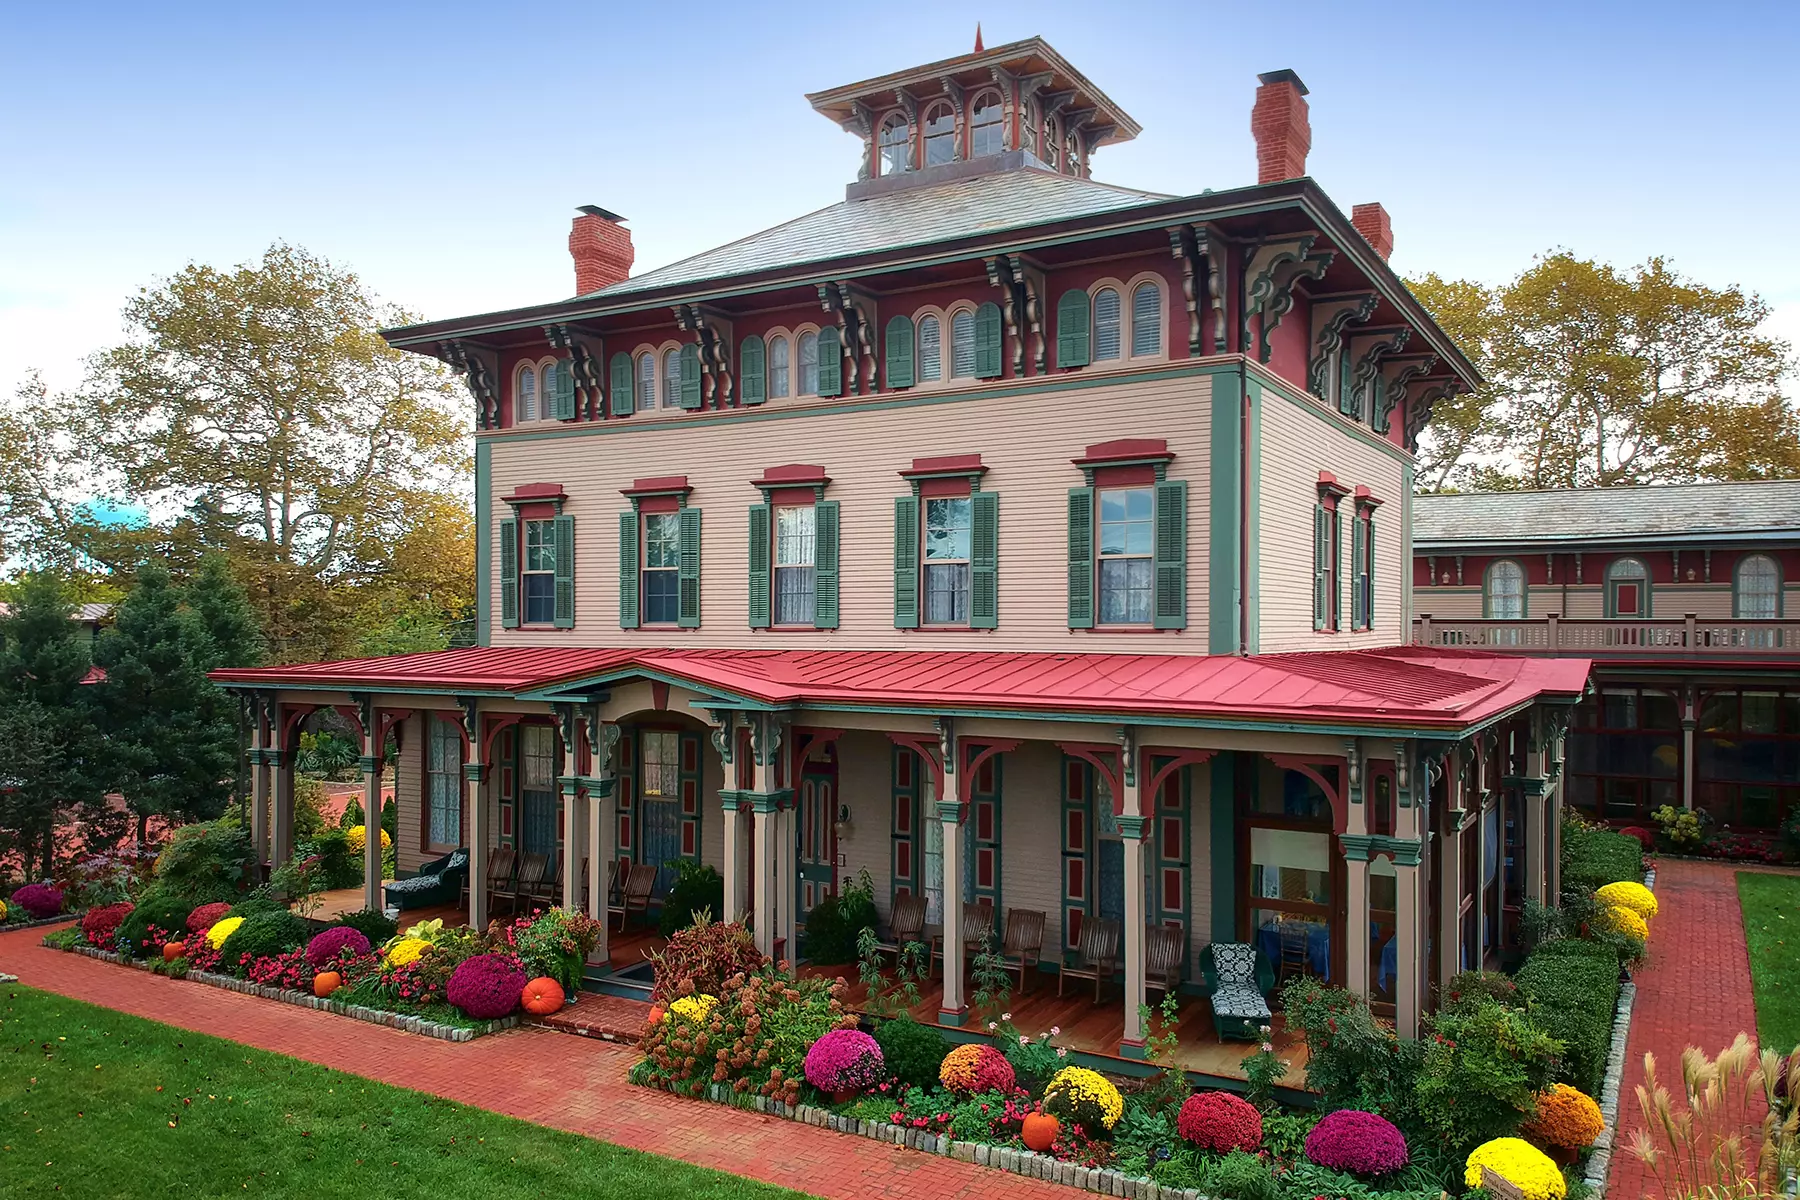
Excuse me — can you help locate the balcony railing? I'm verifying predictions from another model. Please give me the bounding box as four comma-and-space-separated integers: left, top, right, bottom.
1412, 614, 1800, 657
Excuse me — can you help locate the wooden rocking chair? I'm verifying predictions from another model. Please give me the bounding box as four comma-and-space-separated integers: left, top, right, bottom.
609, 863, 656, 932
500, 852, 550, 914
997, 908, 1046, 993
874, 893, 928, 963
1145, 924, 1186, 1000
465, 846, 516, 919
1057, 916, 1122, 1002
931, 900, 994, 978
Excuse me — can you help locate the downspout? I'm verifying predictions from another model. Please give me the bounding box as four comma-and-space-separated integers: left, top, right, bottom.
1240, 378, 1253, 656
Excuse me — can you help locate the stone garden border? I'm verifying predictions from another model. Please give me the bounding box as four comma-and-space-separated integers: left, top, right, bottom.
4, 911, 86, 935
56, 942, 519, 1042
1579, 866, 1654, 1198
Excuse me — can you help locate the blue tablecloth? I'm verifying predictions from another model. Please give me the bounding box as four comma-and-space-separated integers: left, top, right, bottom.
1257, 922, 1329, 976
1378, 935, 1397, 994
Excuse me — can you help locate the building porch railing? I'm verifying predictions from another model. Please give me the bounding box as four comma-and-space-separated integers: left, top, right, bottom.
1413, 614, 1800, 656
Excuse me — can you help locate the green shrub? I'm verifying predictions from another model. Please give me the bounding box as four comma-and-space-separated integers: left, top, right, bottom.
334, 908, 399, 945
1280, 977, 1404, 1111
218, 909, 310, 971
873, 1014, 947, 1089
1515, 940, 1621, 1095
1414, 995, 1562, 1157
1562, 821, 1644, 892
298, 827, 360, 890
115, 888, 193, 955
226, 890, 288, 920
1207, 1149, 1279, 1200
1441, 969, 1521, 1013
657, 861, 725, 936
800, 871, 879, 965
151, 821, 254, 906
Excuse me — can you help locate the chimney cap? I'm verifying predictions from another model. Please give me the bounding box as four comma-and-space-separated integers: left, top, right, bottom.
1256, 69, 1309, 95
576, 204, 627, 222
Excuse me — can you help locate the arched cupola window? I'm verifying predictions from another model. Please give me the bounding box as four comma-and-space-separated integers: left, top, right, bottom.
879, 114, 912, 176
923, 103, 955, 166
970, 92, 1004, 157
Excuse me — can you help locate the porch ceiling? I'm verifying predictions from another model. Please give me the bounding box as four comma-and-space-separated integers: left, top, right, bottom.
213, 644, 1590, 735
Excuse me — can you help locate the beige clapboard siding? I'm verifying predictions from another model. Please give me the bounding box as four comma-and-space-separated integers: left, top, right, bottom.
394, 712, 426, 875
487, 373, 1213, 652
835, 730, 895, 914
1256, 392, 1409, 654
1414, 583, 1762, 623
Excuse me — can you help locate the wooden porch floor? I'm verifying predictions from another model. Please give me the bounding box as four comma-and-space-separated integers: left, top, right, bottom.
800, 963, 1311, 1087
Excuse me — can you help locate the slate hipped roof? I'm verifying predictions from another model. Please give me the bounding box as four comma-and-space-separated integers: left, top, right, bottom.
1414, 480, 1800, 549
581, 169, 1171, 300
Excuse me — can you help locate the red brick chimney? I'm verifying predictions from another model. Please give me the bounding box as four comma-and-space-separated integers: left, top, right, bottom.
1250, 70, 1311, 184
1351, 203, 1393, 260
569, 205, 634, 294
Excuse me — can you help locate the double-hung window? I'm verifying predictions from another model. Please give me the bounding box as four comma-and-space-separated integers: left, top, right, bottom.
427, 714, 462, 848
642, 512, 681, 624
637, 352, 656, 413
1313, 501, 1341, 631
1097, 487, 1154, 625
1351, 506, 1375, 630
523, 519, 557, 625
517, 365, 538, 422
918, 316, 942, 382
798, 332, 819, 395
950, 310, 976, 378
1093, 288, 1122, 361
923, 497, 971, 624
768, 336, 790, 398
774, 505, 816, 625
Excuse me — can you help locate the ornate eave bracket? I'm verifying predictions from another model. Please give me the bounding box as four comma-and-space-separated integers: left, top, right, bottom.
1242, 235, 1329, 364
818, 282, 878, 395
438, 339, 501, 431
1341, 326, 1412, 423
1375, 354, 1437, 436
1403, 377, 1467, 453
1306, 292, 1379, 398
674, 303, 735, 408
984, 253, 1045, 376
1167, 224, 1225, 356
543, 322, 606, 421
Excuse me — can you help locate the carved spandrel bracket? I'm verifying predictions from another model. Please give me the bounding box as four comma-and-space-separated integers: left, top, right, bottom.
984, 254, 1037, 377
675, 304, 736, 408
1306, 292, 1380, 398
1257, 251, 1333, 364
819, 282, 878, 395
544, 322, 607, 421
438, 339, 500, 430
1167, 225, 1203, 355
1376, 354, 1437, 436
1403, 377, 1466, 453
1241, 235, 1317, 360
1340, 326, 1412, 422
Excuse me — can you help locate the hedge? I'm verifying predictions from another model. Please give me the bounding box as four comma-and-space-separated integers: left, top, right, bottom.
1563, 825, 1645, 892
1515, 938, 1621, 1095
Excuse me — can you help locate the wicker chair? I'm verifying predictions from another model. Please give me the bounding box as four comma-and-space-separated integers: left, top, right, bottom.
1057, 916, 1122, 1002
1203, 942, 1276, 1041
997, 908, 1046, 992
465, 846, 517, 917
1144, 924, 1186, 1000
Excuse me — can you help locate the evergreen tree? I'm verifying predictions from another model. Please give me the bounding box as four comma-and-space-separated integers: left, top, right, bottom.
186, 553, 265, 669
0, 572, 106, 878
92, 563, 236, 842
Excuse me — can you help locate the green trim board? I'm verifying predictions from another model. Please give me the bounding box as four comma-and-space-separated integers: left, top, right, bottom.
1208, 366, 1244, 654
1244, 378, 1262, 654
475, 440, 491, 646
1209, 754, 1236, 945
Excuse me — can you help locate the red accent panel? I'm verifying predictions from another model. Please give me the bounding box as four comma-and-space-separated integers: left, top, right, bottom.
1162, 869, 1181, 913
1162, 817, 1180, 847
682, 822, 696, 855
682, 780, 697, 814
514, 501, 559, 521
637, 495, 681, 515
622, 475, 691, 497
769, 487, 818, 506
976, 801, 994, 841
902, 453, 985, 477
1093, 464, 1157, 488
1067, 859, 1085, 900
1066, 811, 1084, 851
1353, 484, 1385, 508
652, 681, 669, 710
1073, 438, 1172, 467
501, 806, 513, 837
896, 843, 911, 881
500, 482, 567, 504
918, 476, 973, 498
897, 752, 913, 788
977, 848, 994, 889
896, 798, 911, 834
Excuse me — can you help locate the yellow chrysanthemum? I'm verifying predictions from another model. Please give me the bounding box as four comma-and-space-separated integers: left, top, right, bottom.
1524, 1083, 1605, 1150
1595, 881, 1658, 920
667, 994, 717, 1024
205, 916, 245, 948
1465, 1137, 1566, 1200
0, 899, 7, 921
1600, 904, 1649, 941
345, 824, 392, 856
1044, 1065, 1124, 1130
385, 937, 431, 967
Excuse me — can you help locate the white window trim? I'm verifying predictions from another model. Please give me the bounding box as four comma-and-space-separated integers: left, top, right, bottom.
792, 322, 824, 398
760, 325, 795, 401
944, 301, 980, 381
1086, 274, 1171, 369
968, 88, 1006, 159
907, 305, 951, 390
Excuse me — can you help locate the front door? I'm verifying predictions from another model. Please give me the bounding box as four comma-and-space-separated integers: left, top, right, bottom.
639, 729, 683, 894
797, 753, 838, 923
519, 724, 558, 857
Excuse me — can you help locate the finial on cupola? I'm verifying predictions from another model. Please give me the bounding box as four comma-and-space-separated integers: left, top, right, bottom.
973, 23, 984, 53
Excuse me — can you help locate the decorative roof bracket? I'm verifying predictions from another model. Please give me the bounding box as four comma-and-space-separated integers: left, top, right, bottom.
675, 304, 736, 408
1306, 292, 1379, 398
818, 282, 878, 395
543, 322, 606, 421
1376, 354, 1437, 436
437, 338, 500, 430
1242, 236, 1330, 364
984, 253, 1032, 377
1403, 376, 1465, 453
1343, 326, 1412, 422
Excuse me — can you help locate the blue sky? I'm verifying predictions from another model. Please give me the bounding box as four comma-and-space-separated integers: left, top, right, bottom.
4, 0, 1797, 398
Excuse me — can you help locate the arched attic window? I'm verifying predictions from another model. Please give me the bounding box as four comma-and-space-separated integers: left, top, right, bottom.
768, 335, 790, 399
970, 92, 1004, 157
1093, 288, 1122, 361
923, 103, 955, 166
1485, 560, 1527, 619
516, 364, 537, 422
879, 114, 912, 176
1735, 553, 1781, 619
1130, 282, 1162, 357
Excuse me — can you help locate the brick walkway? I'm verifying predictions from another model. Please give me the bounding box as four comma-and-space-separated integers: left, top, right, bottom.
0, 925, 1060, 1200
1607, 858, 1768, 1200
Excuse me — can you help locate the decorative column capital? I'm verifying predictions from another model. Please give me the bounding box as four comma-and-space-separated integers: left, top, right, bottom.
934, 799, 963, 826
1339, 833, 1376, 862
1115, 814, 1149, 841
357, 754, 380, 776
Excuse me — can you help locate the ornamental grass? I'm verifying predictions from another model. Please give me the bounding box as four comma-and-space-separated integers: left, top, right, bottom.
1176, 1091, 1263, 1154
1523, 1083, 1605, 1150
1042, 1066, 1123, 1133
939, 1043, 1015, 1096
1630, 1033, 1800, 1200
1464, 1137, 1566, 1200
1594, 880, 1659, 920
1302, 1108, 1408, 1175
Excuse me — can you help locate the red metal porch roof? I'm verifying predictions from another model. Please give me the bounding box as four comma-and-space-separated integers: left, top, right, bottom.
213, 645, 1590, 733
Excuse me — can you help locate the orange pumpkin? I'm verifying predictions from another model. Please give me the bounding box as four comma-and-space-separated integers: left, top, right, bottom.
521, 977, 566, 1015
313, 971, 342, 998
163, 941, 186, 962
647, 1005, 665, 1026
1021, 1111, 1060, 1153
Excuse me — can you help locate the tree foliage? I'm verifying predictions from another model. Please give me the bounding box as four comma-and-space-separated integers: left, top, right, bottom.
1410, 253, 1797, 491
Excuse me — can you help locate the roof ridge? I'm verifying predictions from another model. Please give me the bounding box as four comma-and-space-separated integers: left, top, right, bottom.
1419, 477, 1800, 502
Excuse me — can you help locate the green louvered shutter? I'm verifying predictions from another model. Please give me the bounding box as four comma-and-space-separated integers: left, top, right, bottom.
618, 511, 640, 629
677, 507, 702, 628
1312, 504, 1329, 631
884, 315, 914, 389
970, 490, 999, 629
892, 495, 919, 629
553, 514, 575, 627
817, 325, 842, 397
499, 517, 519, 629
1066, 487, 1094, 629
1364, 514, 1376, 631
551, 357, 577, 420
679, 343, 702, 409
609, 352, 634, 417
1152, 480, 1187, 630
747, 503, 771, 629
973, 301, 1002, 379
814, 500, 840, 629
1351, 513, 1366, 629
740, 336, 766, 406
1056, 289, 1091, 368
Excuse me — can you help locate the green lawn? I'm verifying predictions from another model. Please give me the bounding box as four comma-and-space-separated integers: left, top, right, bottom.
1737, 871, 1800, 1055
0, 985, 809, 1199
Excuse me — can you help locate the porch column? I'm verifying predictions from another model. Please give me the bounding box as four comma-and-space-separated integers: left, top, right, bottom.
751, 799, 776, 958
1681, 687, 1697, 811
360, 737, 384, 914
1343, 741, 1371, 1000
775, 800, 797, 960
1119, 818, 1149, 1048
248, 697, 269, 874
463, 702, 487, 931
561, 778, 584, 910
937, 785, 966, 1023
1392, 741, 1424, 1038
272, 744, 295, 872
1439, 746, 1468, 993
721, 796, 746, 923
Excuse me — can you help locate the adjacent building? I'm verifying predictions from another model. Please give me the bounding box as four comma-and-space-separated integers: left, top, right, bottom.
215, 38, 1588, 1058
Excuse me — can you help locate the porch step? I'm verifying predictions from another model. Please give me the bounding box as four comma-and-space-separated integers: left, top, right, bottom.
533, 992, 653, 1043
583, 961, 654, 1002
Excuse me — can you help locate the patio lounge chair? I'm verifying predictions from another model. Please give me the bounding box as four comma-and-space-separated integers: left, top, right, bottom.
997, 908, 1046, 992
1145, 923, 1186, 1000
1203, 942, 1275, 1041
931, 900, 994, 978
383, 847, 469, 912
874, 893, 928, 963
463, 846, 516, 918
1057, 915, 1122, 1002
609, 863, 656, 932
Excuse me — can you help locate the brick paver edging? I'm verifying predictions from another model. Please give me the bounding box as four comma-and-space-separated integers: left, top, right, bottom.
56, 942, 519, 1042
3, 911, 87, 934
667, 1081, 1202, 1199
1579, 867, 1654, 1197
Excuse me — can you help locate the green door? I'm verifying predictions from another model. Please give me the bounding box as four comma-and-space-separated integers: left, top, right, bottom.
796, 752, 838, 927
